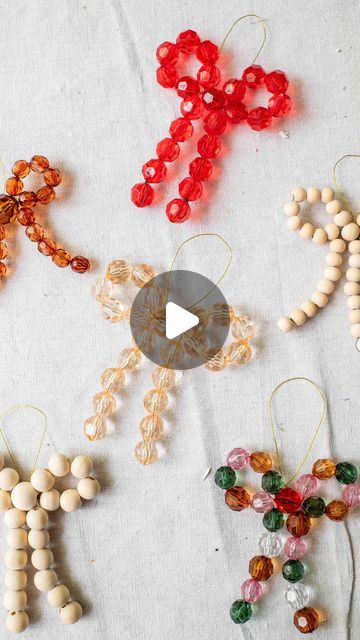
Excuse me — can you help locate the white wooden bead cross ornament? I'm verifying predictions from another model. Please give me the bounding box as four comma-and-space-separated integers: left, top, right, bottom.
278, 184, 360, 343
0, 452, 100, 634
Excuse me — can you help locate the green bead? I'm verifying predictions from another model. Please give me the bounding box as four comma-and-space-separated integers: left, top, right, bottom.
214, 466, 236, 490
302, 496, 326, 518
282, 560, 305, 583
230, 600, 253, 624
261, 470, 285, 494
335, 462, 358, 485
263, 508, 285, 532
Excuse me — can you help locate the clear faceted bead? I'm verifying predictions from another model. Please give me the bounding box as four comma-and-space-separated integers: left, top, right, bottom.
258, 532, 283, 557
139, 414, 164, 441
240, 578, 263, 603
231, 315, 255, 340
106, 260, 131, 283
284, 583, 310, 610
143, 388, 168, 414
102, 298, 125, 322
83, 415, 107, 441
134, 440, 158, 465
92, 277, 113, 301
151, 367, 177, 389
93, 391, 116, 416
100, 368, 125, 393
118, 347, 142, 371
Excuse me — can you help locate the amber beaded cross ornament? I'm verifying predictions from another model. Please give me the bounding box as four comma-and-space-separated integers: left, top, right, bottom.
215, 378, 359, 634
84, 235, 256, 464
0, 155, 90, 279
131, 16, 293, 223
0, 407, 100, 634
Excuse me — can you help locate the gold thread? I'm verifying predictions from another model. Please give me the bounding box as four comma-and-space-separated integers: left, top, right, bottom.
220, 14, 267, 64
0, 404, 48, 477
269, 377, 327, 485
332, 153, 360, 215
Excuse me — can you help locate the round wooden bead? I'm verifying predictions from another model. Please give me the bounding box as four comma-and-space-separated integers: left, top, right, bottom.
284, 202, 300, 216
324, 267, 341, 282
311, 291, 328, 307
351, 324, 360, 337
287, 216, 301, 231
34, 569, 58, 592
325, 252, 342, 267
347, 295, 360, 309
307, 187, 321, 203
321, 187, 335, 203
291, 187, 307, 202
325, 223, 340, 240
70, 456, 93, 479
299, 223, 314, 239
5, 570, 27, 591
317, 279, 335, 295
5, 549, 27, 570
326, 199, 342, 215
349, 254, 360, 268
334, 211, 352, 227
289, 309, 307, 327
77, 477, 100, 500
31, 548, 54, 571
6, 611, 29, 633
11, 482, 38, 511
26, 507, 48, 530
31, 468, 55, 493
48, 453, 70, 478
349, 240, 360, 254
7, 528, 28, 550
347, 268, 360, 282
4, 589, 27, 611
312, 228, 327, 245
4, 509, 26, 529
59, 601, 83, 625
277, 316, 294, 332
28, 529, 50, 550
60, 489, 82, 512
47, 584, 70, 608
330, 239, 346, 253
39, 489, 60, 511
300, 301, 318, 317
342, 222, 360, 241
0, 490, 12, 511
344, 282, 360, 295
0, 468, 19, 491
349, 309, 360, 324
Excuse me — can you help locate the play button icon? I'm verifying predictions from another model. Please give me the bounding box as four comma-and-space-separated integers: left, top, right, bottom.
130, 269, 230, 370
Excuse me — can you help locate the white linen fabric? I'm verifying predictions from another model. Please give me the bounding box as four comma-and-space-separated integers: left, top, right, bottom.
0, 0, 359, 638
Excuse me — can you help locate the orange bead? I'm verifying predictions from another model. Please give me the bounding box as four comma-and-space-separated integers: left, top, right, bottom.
70, 256, 90, 274
25, 224, 44, 242
294, 607, 319, 633
38, 238, 56, 256
249, 555, 274, 581
312, 458, 336, 480
18, 191, 37, 207
325, 500, 349, 521
225, 486, 251, 511
52, 249, 71, 268
44, 168, 62, 187
12, 160, 30, 179
37, 186, 55, 204
17, 207, 35, 226
30, 155, 49, 173
286, 511, 311, 537
134, 440, 158, 465
0, 242, 8, 260
139, 414, 164, 441
0, 195, 18, 225
6, 177, 23, 196
0, 262, 7, 277
250, 451, 273, 473
0, 226, 4, 241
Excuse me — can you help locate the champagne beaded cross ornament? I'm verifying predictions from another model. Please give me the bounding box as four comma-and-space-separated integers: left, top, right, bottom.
131, 16, 292, 223
0, 155, 90, 280
215, 378, 359, 634
0, 406, 100, 634
84, 235, 256, 464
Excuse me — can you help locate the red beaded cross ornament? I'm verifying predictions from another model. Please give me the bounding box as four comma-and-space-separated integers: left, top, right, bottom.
0, 155, 90, 279
131, 18, 292, 223
215, 379, 359, 634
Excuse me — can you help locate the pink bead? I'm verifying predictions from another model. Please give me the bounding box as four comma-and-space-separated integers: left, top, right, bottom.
226, 448, 250, 471
284, 536, 307, 560
250, 491, 274, 513
342, 483, 360, 507
295, 474, 319, 500
241, 579, 263, 603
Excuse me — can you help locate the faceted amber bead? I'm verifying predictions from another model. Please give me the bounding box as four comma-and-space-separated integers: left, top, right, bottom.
131, 263, 155, 287
140, 414, 164, 441
250, 452, 273, 473
6, 177, 23, 196
38, 238, 56, 256
225, 486, 250, 511
197, 134, 221, 158
203, 347, 229, 372
169, 118, 194, 142
84, 415, 107, 441
144, 388, 168, 414
118, 347, 141, 371
93, 391, 116, 416
189, 157, 213, 181
100, 368, 125, 393
286, 511, 311, 537
312, 458, 336, 480
44, 168, 62, 187
37, 186, 55, 204
166, 198, 191, 223
249, 555, 274, 581
12, 160, 30, 179
156, 138, 180, 162
134, 440, 158, 465
0, 262, 7, 277
25, 224, 44, 242
294, 607, 319, 634
53, 249, 71, 268
106, 260, 130, 284
18, 191, 37, 207
30, 155, 49, 172
0, 243, 7, 260
71, 256, 90, 273
156, 65, 178, 89
131, 182, 154, 207
151, 367, 176, 389
17, 207, 35, 226
0, 226, 4, 241
0, 195, 18, 224
227, 342, 252, 365
325, 499, 349, 521
178, 177, 203, 201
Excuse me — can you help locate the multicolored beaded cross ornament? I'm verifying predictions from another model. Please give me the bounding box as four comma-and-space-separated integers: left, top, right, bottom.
131, 17, 292, 223
0, 155, 90, 280
215, 378, 359, 634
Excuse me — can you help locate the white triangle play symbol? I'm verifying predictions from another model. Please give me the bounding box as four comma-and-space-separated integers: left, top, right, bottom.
165, 302, 199, 340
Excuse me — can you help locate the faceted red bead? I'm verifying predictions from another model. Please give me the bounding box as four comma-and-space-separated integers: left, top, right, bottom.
197, 64, 221, 89
176, 76, 200, 97
265, 70, 289, 94
247, 107, 272, 131
178, 177, 203, 201
197, 40, 219, 64
189, 157, 213, 181
176, 30, 200, 54
202, 88, 225, 111
242, 65, 265, 88
197, 134, 221, 158
156, 138, 180, 162
269, 93, 292, 117
166, 198, 191, 223
156, 65, 178, 88
275, 488, 303, 514
169, 118, 194, 142
180, 95, 204, 120
203, 110, 228, 135
156, 42, 179, 66
142, 159, 167, 183
131, 182, 154, 207
226, 101, 248, 124
223, 78, 246, 102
